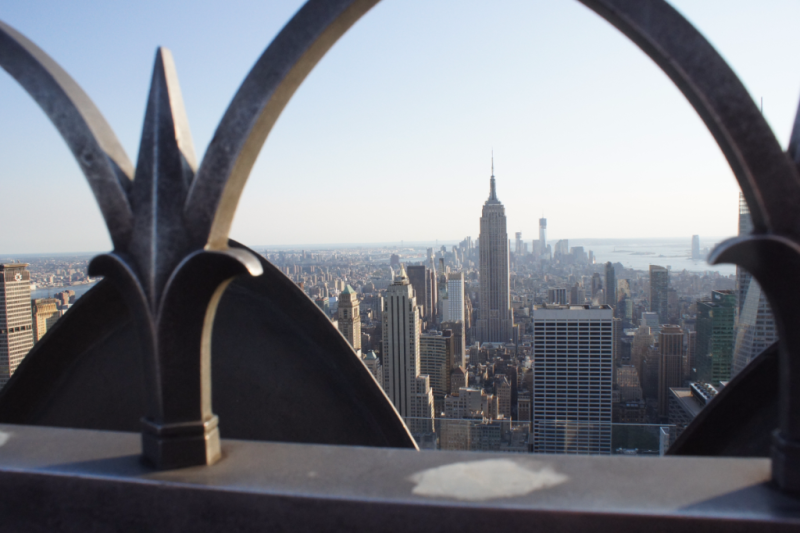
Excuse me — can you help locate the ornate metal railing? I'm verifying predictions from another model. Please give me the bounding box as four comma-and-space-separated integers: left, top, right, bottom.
0, 0, 799, 527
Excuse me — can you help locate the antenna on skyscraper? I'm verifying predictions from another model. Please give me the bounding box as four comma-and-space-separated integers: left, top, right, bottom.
760, 97, 763, 114
491, 149, 494, 177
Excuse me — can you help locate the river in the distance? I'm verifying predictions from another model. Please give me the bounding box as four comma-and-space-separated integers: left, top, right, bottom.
31, 281, 100, 301
570, 238, 736, 276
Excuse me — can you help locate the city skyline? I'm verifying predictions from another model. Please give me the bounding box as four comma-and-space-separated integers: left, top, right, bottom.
2, 1, 800, 252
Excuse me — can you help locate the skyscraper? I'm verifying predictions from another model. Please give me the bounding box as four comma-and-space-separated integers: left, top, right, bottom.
337, 284, 361, 351
0, 263, 34, 388
32, 298, 60, 343
649, 265, 669, 324
691, 235, 701, 260
419, 330, 453, 400
658, 325, 685, 419
476, 161, 513, 343
616, 279, 632, 321
539, 217, 547, 257
732, 193, 777, 377
514, 232, 523, 256
547, 288, 568, 305
442, 272, 464, 323
406, 265, 431, 322
695, 290, 736, 386
441, 320, 465, 368
382, 267, 434, 427
531, 304, 614, 454
604, 262, 616, 310
361, 350, 382, 384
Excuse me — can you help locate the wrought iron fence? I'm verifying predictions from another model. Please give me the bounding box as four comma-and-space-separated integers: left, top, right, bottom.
0, 2, 799, 529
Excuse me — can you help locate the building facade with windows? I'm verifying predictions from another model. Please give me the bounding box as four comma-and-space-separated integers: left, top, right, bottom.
649, 265, 669, 324
337, 284, 361, 351
732, 193, 778, 378
442, 272, 464, 323
476, 168, 513, 344
531, 304, 614, 454
31, 297, 60, 343
0, 263, 34, 388
695, 290, 736, 385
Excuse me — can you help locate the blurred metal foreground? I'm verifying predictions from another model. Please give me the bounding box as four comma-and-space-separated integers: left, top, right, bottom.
0, 424, 797, 532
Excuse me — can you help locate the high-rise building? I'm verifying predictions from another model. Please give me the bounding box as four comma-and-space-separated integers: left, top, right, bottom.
476, 163, 513, 343
649, 265, 669, 324
0, 263, 34, 388
337, 285, 361, 352
615, 365, 646, 424
547, 288, 568, 305
531, 304, 614, 455
569, 283, 585, 305
514, 232, 523, 256
616, 279, 632, 321
450, 367, 468, 394
31, 297, 60, 343
517, 391, 532, 425
496, 375, 512, 419
441, 320, 465, 368
419, 330, 454, 400
554, 239, 569, 259
640, 311, 661, 337
691, 235, 701, 260
408, 374, 436, 436
695, 290, 736, 386
443, 272, 464, 323
632, 324, 654, 379
732, 193, 777, 377
361, 350, 382, 384
427, 262, 437, 324
658, 325, 685, 419
538, 218, 547, 258
382, 267, 434, 430
604, 262, 616, 310
406, 265, 430, 322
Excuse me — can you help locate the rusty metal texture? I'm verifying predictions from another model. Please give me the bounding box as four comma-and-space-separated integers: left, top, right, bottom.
2, 0, 800, 489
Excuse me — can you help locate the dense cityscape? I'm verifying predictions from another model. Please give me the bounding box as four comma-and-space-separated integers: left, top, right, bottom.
0, 170, 774, 456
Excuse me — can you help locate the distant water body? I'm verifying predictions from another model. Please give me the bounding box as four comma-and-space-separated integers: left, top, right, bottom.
570, 238, 735, 276
259, 238, 737, 276
31, 281, 100, 301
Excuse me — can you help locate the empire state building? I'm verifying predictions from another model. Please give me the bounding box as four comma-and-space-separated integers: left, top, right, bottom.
476, 163, 513, 343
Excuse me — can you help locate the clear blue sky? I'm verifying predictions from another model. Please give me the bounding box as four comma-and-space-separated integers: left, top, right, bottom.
1, 1, 799, 253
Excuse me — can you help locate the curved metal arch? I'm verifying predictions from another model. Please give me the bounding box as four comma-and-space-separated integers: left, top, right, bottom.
185, 0, 800, 251
180, 0, 800, 486
1, 0, 799, 482
184, 0, 380, 249
0, 21, 135, 249
580, 1, 800, 236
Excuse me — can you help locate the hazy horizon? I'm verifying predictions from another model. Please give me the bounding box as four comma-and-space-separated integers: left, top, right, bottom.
2, 1, 797, 253
0, 235, 734, 258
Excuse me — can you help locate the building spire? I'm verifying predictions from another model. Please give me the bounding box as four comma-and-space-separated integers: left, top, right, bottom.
489, 150, 498, 202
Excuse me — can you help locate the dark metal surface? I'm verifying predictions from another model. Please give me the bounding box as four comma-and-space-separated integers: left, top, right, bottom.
0, 21, 134, 249
184, 0, 380, 249
0, 241, 416, 449
669, 343, 779, 457
0, 424, 798, 532
577, 0, 800, 490
1, 0, 800, 491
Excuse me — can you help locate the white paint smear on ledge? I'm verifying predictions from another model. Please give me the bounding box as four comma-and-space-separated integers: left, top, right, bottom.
410, 458, 568, 501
